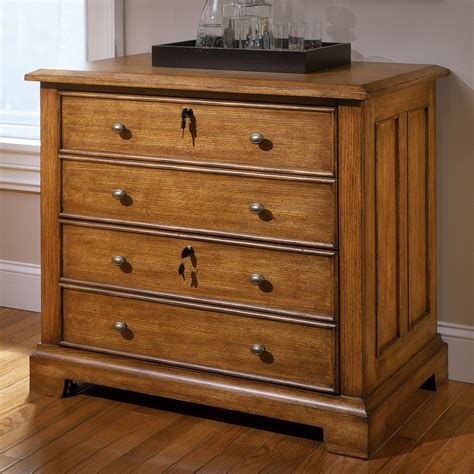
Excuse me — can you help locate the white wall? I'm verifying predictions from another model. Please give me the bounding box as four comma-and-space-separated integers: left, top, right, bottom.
0, 190, 40, 312
124, 0, 473, 381
0, 140, 41, 312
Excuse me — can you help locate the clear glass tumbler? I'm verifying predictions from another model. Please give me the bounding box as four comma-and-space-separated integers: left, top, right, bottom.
271, 21, 289, 50
304, 21, 322, 49
289, 22, 304, 51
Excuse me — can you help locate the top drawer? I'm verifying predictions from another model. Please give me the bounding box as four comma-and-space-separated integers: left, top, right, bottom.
61, 94, 336, 176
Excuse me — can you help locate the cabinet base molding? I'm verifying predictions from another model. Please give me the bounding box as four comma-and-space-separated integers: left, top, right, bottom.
30, 337, 447, 459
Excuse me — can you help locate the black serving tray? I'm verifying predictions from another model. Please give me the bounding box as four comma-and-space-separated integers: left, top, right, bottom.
152, 40, 351, 74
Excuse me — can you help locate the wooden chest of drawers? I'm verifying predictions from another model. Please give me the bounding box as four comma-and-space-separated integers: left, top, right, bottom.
26, 57, 449, 458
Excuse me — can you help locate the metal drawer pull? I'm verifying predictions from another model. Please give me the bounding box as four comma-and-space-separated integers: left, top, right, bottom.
112, 189, 126, 200
112, 321, 128, 332
249, 202, 265, 214
249, 132, 265, 144
111, 123, 125, 134
249, 273, 265, 285
112, 256, 126, 267
250, 343, 266, 356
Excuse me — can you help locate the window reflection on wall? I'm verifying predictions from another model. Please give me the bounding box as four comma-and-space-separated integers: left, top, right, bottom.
0, 0, 86, 140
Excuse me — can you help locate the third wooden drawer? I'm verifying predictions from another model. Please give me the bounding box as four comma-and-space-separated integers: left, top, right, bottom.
62, 223, 338, 321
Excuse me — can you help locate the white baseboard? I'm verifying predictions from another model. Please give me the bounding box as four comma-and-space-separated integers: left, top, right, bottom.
0, 260, 41, 312
0, 261, 472, 383
438, 321, 474, 384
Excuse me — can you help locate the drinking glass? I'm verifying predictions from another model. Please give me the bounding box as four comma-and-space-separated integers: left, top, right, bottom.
304, 21, 322, 49
271, 21, 289, 50
288, 22, 304, 51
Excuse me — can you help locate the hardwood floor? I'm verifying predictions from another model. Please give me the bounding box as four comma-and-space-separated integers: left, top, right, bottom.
0, 307, 472, 473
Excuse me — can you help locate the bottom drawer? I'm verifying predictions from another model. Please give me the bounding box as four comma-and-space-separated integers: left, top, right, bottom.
62, 289, 337, 392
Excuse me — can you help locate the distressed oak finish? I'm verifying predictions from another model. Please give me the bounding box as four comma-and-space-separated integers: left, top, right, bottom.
62, 93, 336, 176
26, 57, 449, 459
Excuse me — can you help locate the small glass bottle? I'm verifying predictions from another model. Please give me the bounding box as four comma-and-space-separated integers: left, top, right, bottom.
196, 0, 224, 48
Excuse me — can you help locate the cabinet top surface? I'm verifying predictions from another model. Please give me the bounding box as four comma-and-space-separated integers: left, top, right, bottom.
25, 53, 449, 100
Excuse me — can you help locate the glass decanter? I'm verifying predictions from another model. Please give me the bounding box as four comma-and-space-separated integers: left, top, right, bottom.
196, 0, 224, 48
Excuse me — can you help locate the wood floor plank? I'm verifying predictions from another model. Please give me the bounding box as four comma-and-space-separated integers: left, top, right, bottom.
234, 426, 274, 446
0, 355, 32, 392
67, 410, 179, 473
296, 449, 366, 473
29, 407, 175, 473
203, 422, 249, 449
2, 401, 123, 473
0, 378, 38, 416
196, 442, 261, 473
422, 412, 474, 474
370, 379, 467, 473
127, 417, 232, 473
0, 314, 40, 350
385, 385, 473, 473
0, 395, 85, 454
0, 455, 18, 468
1, 397, 115, 468
396, 380, 466, 440
228, 431, 317, 473
98, 415, 198, 473
162, 445, 223, 473
0, 308, 38, 329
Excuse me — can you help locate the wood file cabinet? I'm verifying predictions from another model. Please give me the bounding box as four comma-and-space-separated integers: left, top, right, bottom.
26, 57, 449, 458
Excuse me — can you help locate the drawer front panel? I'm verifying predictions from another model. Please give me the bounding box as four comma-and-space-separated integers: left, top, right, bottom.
62, 224, 337, 320
62, 289, 337, 391
61, 95, 336, 175
61, 160, 337, 247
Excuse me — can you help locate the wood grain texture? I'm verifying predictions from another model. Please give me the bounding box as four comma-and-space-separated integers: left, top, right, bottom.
39, 84, 62, 344
61, 94, 336, 176
61, 158, 337, 247
62, 223, 337, 320
25, 55, 449, 100
61, 289, 337, 392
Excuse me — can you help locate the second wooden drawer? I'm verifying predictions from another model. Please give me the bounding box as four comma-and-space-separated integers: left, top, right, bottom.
62, 224, 338, 320
61, 159, 337, 247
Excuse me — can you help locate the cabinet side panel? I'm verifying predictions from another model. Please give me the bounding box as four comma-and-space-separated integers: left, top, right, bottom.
365, 83, 439, 393
40, 84, 62, 344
